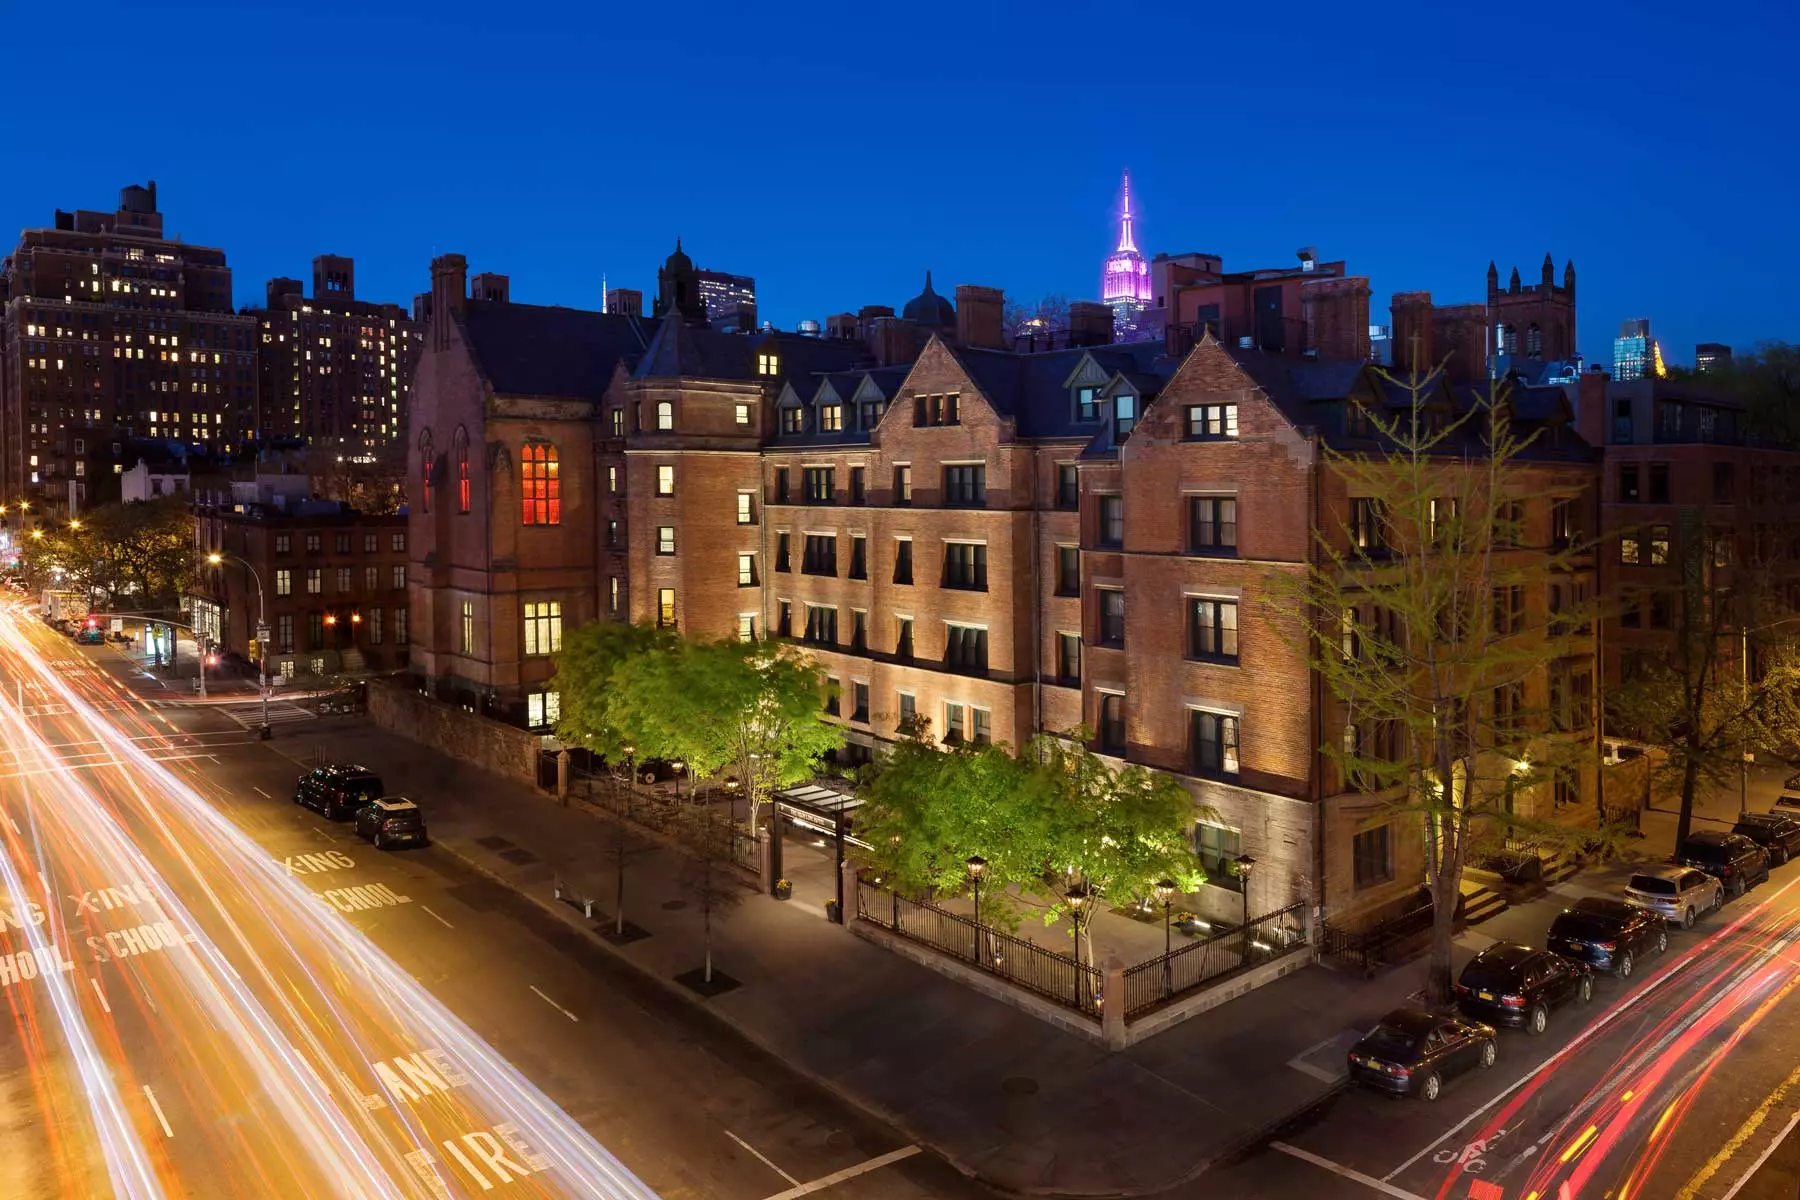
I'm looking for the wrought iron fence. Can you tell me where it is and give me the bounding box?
[578,774,760,872]
[1120,901,1309,1020]
[855,880,1103,1018]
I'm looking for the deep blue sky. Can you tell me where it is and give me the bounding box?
[8,0,1796,367]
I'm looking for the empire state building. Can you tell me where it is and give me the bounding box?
[1100,170,1152,337]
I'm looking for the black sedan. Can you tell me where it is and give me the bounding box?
[1455,942,1593,1035]
[1347,1008,1498,1101]
[1547,897,1668,979]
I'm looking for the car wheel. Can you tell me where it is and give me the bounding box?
[1528,1005,1549,1035]
[1419,1072,1441,1102]
[375,832,387,851]
[1683,906,1696,930]
[1655,928,1669,954]
[1730,876,1745,899]
[1617,951,1634,980]
[1578,975,1594,1004]
[1479,1039,1497,1070]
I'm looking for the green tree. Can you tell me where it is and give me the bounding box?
[1269,367,1602,1001]
[1606,509,1800,850]
[676,806,746,986]
[551,620,679,762]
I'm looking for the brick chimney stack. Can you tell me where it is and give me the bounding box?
[429,254,467,351]
[954,285,1005,350]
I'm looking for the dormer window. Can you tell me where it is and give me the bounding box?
[1113,393,1137,437]
[1076,385,1101,422]
[758,353,780,376]
[781,406,806,435]
[819,404,843,432]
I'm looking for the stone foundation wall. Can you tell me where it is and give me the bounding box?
[366,678,543,788]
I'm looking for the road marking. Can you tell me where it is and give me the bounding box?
[253,787,270,799]
[759,1146,921,1200]
[1287,1033,1351,1084]
[726,1130,800,1186]
[313,827,337,842]
[1274,1143,1427,1199]
[143,1085,173,1137]
[529,985,578,1022]
[420,905,454,929]
[1719,1105,1800,1200]
[89,977,110,1013]
[1384,950,1699,1180]
[1680,1056,1800,1198]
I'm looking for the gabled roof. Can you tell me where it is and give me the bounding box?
[943,339,1177,440]
[461,300,659,398]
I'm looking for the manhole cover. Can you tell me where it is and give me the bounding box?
[498,847,538,866]
[826,1130,854,1149]
[475,835,513,851]
[1001,1076,1039,1096]
[661,899,688,910]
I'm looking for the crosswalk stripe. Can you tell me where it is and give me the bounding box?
[220,703,317,728]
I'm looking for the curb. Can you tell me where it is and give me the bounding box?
[431,834,1338,1200]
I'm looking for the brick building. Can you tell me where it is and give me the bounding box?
[1388,256,1577,385]
[250,254,420,451]
[0,181,258,514]
[1151,250,1372,362]
[406,251,1601,930]
[1579,373,1800,711]
[192,498,410,681]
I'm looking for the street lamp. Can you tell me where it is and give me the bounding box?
[1235,854,1258,958]
[966,855,988,966]
[207,551,270,736]
[1066,881,1091,1008]
[1153,878,1178,994]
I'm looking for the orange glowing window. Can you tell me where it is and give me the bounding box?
[521,443,561,526]
[455,430,471,514]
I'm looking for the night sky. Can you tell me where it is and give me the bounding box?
[7,0,1795,367]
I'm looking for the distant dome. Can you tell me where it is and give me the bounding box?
[663,238,692,274]
[902,270,955,328]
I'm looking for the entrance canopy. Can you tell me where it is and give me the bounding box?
[773,783,869,849]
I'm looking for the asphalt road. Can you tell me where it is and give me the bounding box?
[1195,850,1800,1199]
[0,609,990,1200]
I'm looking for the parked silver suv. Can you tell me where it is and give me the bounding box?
[1624,866,1722,929]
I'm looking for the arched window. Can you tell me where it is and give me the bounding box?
[454,427,471,514]
[1501,325,1519,356]
[655,400,674,431]
[520,442,561,526]
[1525,324,1543,360]
[418,429,433,514]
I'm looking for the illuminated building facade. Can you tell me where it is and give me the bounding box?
[0,181,257,514]
[696,269,758,333]
[1100,171,1153,339]
[1613,318,1664,382]
[1695,342,1732,374]
[250,255,420,454]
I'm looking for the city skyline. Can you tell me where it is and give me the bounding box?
[3,0,1792,372]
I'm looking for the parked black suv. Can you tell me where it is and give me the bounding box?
[353,797,427,850]
[1732,813,1800,867]
[294,764,385,820]
[1454,941,1593,1035]
[1347,1008,1498,1101]
[1546,897,1667,979]
[1675,831,1770,898]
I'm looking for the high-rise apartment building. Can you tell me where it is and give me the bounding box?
[695,269,757,333]
[251,255,419,453]
[1696,343,1732,374]
[0,182,257,512]
[1613,318,1664,382]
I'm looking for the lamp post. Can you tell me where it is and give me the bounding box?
[207,551,270,736]
[1235,854,1258,960]
[966,855,988,966]
[616,743,635,937]
[1153,878,1177,996]
[1066,881,1091,1009]
[672,760,685,802]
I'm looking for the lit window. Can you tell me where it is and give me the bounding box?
[657,588,677,628]
[758,353,780,376]
[735,403,752,426]
[523,601,563,656]
[520,443,561,525]
[527,691,562,729]
[655,465,675,496]
[455,429,470,514]
[736,492,754,525]
[655,401,674,431]
[460,601,475,655]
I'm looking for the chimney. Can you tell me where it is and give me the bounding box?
[1067,301,1115,348]
[954,285,1005,350]
[870,316,921,367]
[470,272,510,303]
[826,313,858,340]
[857,305,895,341]
[266,277,304,307]
[1388,291,1436,374]
[430,254,468,351]
[1576,370,1608,447]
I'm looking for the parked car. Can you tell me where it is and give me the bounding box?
[294,764,386,820]
[74,624,105,645]
[1625,865,1723,928]
[1733,812,1800,866]
[1772,793,1800,818]
[1454,942,1593,1035]
[1675,831,1770,898]
[353,797,427,850]
[1546,897,1668,979]
[1347,1008,1498,1101]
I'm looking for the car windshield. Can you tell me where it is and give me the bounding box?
[1551,912,1615,940]
[1362,1024,1423,1056]
[345,780,382,801]
[1460,958,1524,990]
[1629,874,1678,896]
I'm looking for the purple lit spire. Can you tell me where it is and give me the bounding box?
[1101,170,1152,310]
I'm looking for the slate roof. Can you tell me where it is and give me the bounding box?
[769,364,912,448]
[460,300,659,398]
[946,340,1177,440]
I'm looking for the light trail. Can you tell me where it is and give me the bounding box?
[0,608,662,1198]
